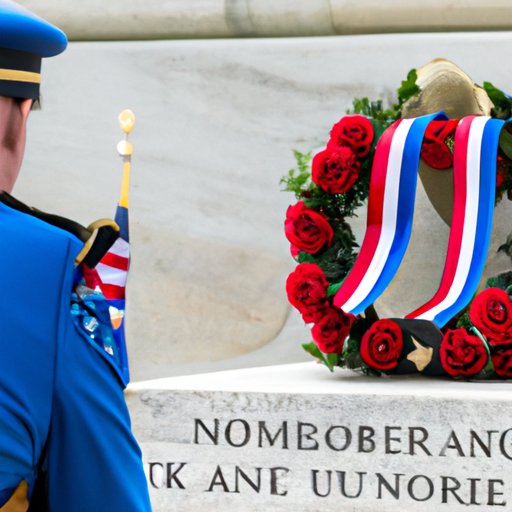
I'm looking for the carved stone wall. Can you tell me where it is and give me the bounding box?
[18,0,512,40]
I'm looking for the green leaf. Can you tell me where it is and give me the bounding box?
[370,119,389,146]
[486,271,512,294]
[397,69,420,106]
[350,97,372,116]
[280,150,314,197]
[350,317,373,341]
[469,325,488,345]
[297,252,317,264]
[325,353,339,371]
[499,128,512,159]
[293,150,313,173]
[327,281,343,297]
[483,81,509,107]
[343,337,363,370]
[302,341,322,360]
[481,358,496,375]
[302,342,338,371]
[456,312,473,330]
[347,69,422,122]
[360,363,383,377]
[348,97,398,123]
[483,81,512,119]
[311,236,356,282]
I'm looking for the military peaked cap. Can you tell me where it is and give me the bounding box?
[0,0,67,99]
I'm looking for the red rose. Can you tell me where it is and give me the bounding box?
[469,288,512,343]
[286,263,329,323]
[421,141,453,169]
[311,307,355,353]
[420,119,458,170]
[284,201,333,254]
[440,328,488,377]
[491,348,512,378]
[311,147,361,194]
[360,320,403,371]
[290,245,300,258]
[327,115,374,157]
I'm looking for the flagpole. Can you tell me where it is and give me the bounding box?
[115,109,135,241]
[117,109,135,209]
[107,109,136,383]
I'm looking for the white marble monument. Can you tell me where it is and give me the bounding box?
[12,33,512,380]
[128,363,512,512]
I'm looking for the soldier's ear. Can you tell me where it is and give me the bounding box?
[19,98,32,120]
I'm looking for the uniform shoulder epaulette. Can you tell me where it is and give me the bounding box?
[0,191,119,268]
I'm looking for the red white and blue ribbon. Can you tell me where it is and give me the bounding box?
[407,115,504,327]
[333,113,445,315]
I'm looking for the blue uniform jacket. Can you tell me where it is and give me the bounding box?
[0,200,151,511]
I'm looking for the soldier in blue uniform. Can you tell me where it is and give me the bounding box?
[0,2,152,510]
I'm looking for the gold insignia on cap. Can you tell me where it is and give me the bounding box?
[407,337,433,372]
[0,68,41,84]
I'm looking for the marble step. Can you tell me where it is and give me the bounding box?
[127,362,512,511]
[17,0,512,40]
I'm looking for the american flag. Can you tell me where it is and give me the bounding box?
[96,206,130,302]
[82,204,131,383]
[102,204,130,383]
[83,109,135,384]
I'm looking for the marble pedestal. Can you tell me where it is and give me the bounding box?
[127,363,512,511]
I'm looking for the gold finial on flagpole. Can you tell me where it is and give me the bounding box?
[116,109,135,208]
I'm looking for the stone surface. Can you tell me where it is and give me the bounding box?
[13,33,512,380]
[128,362,512,511]
[17,0,512,40]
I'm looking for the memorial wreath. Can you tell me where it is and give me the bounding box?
[282,63,512,379]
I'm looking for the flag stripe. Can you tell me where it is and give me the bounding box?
[115,205,129,242]
[100,283,126,300]
[96,262,128,287]
[101,252,129,271]
[108,238,130,258]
